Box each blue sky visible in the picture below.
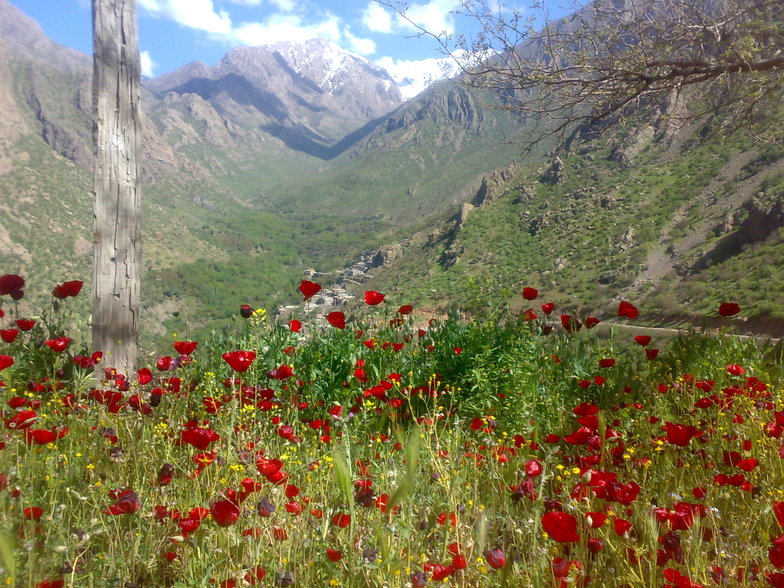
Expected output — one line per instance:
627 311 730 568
12 0 571 85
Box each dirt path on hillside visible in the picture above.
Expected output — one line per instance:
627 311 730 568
595 319 783 343
621 150 784 300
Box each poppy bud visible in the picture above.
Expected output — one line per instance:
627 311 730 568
484 547 506 569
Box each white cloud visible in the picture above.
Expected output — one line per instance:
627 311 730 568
138 0 375 61
362 3 393 33
233 12 342 45
140 50 157 77
344 31 376 55
364 0 462 36
269 0 297 10
400 0 461 35
139 0 233 35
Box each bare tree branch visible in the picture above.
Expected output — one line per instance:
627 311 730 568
377 0 784 148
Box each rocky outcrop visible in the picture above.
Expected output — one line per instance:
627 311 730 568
371 244 403 267
456 202 474 229
696 193 784 271
735 195 784 242
540 156 565 184
609 125 655 164
472 161 520 206
380 83 483 134
22 66 92 168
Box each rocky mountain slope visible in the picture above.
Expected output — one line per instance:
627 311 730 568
146 38 401 159
358 112 784 332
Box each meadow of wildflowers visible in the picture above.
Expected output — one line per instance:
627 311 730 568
1 273 783 587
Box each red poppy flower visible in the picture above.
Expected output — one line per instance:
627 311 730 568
326 311 346 329
663 568 700 586
36 580 64 588
365 290 385 305
326 548 343 562
618 300 639 319
52 280 83 299
634 335 651 346
586 512 607 528
598 358 615 368
542 511 580 542
560 314 581 332
718 302 741 317
0 329 18 343
211 497 241 527
222 350 257 372
24 506 44 520
24 428 58 445
5 409 37 429
242 567 266 586
398 304 413 315
614 518 632 536
156 356 173 371
181 427 220 450
772 539 784 569
584 316 600 328
331 512 351 528
646 348 660 360
522 287 538 300
298 280 321 301
522 308 537 321
267 364 294 380
137 368 152 385
525 459 543 477
727 364 745 376
44 337 71 353
541 302 555 315
736 458 758 472
483 547 506 569
587 537 605 554
173 341 198 355
240 304 254 318
289 319 302 332
15 319 35 331
157 463 175 486
665 422 700 447
72 351 103 369
0 355 13 371
0 274 24 296
103 489 141 515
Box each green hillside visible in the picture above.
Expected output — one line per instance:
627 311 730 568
363 125 784 330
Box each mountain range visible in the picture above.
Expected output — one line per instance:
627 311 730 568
1 0 783 349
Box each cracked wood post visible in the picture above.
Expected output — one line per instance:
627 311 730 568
91 0 141 374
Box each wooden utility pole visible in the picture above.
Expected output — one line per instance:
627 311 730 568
91 0 142 374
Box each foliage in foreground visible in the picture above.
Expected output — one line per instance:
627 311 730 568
1 275 784 587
